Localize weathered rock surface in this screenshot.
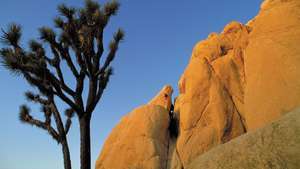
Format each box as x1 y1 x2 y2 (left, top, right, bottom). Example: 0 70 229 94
149 85 173 111
95 85 173 169
187 108 300 169
244 0 300 130
96 0 300 169
172 0 300 167
174 21 249 167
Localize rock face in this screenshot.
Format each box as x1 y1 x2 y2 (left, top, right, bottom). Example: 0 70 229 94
95 85 173 169
187 108 300 169
173 0 300 167
96 0 300 169
174 21 249 167
244 0 300 130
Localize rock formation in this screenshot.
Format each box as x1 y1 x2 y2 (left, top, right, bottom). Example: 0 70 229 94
187 108 300 169
174 21 249 167
95 85 173 169
244 0 300 130
96 0 300 168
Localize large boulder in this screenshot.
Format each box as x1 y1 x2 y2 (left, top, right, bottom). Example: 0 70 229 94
187 108 300 169
244 0 300 130
173 0 300 167
95 86 173 169
174 19 249 169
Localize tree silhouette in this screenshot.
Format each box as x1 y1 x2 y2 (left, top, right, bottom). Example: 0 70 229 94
0 0 124 169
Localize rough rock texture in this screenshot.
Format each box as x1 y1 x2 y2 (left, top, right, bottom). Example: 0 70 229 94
95 86 173 169
187 108 300 169
96 0 300 169
244 0 300 130
149 85 173 111
174 18 249 169
172 0 300 167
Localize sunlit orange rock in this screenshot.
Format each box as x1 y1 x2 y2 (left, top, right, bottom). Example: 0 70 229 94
149 85 173 111
187 108 300 169
244 0 300 131
174 21 248 167
172 0 300 168
96 0 300 168
95 86 173 169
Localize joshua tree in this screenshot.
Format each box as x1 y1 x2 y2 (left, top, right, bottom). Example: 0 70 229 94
0 0 124 169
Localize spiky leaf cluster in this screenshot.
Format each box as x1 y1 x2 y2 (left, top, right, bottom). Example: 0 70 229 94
0 0 124 144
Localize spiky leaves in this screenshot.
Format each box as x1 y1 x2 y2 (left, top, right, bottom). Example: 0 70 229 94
0 24 24 74
100 67 113 91
19 104 60 142
1 1 123 168
1 23 21 47
25 91 49 105
99 29 124 75
19 105 31 122
104 0 120 16
1 0 124 132
0 48 21 74
29 40 44 55
39 27 56 44
85 0 100 14
58 4 76 20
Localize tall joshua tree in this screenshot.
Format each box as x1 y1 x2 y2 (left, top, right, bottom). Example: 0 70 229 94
0 0 124 169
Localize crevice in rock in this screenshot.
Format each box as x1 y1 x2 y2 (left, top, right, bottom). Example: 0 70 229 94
165 98 185 169
207 54 248 134
169 104 179 139
191 98 210 130
166 103 177 169
176 145 185 169
231 94 247 132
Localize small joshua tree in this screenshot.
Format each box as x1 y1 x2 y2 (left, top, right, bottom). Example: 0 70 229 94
0 0 124 169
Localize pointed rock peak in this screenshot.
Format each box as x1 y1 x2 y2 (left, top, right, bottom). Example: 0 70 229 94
148 85 173 111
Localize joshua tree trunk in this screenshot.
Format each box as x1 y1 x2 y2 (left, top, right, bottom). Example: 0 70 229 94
80 115 91 169
61 139 72 169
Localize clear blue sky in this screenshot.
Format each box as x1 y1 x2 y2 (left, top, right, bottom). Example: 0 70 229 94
0 0 262 169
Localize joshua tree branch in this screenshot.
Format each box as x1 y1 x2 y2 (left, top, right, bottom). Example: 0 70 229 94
64 108 74 134
19 105 60 142
48 45 76 96
75 70 85 113
49 99 68 139
1 1 124 169
96 29 123 77
53 86 81 113
65 118 72 134
95 30 104 70
25 91 50 105
86 68 112 114
56 44 79 78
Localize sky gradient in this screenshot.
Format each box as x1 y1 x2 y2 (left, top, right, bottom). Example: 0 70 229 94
0 0 262 169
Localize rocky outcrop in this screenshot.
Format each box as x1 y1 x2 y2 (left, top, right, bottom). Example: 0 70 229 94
174 21 249 167
96 0 300 168
187 108 300 169
172 0 300 167
244 0 300 130
95 85 173 169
